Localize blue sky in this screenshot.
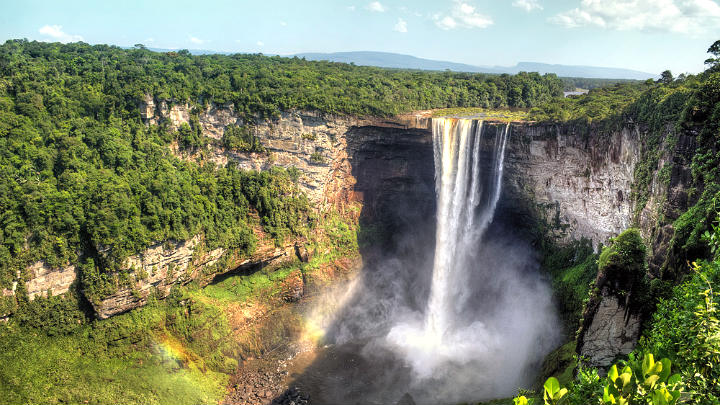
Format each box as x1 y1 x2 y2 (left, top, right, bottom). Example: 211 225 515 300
2 0 720 75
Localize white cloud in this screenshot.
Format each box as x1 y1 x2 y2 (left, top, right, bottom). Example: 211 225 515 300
394 18 408 33
144 37 155 43
434 1 493 30
280 21 287 26
348 5 356 11
257 41 265 46
512 0 543 12
189 36 205 45
367 1 386 12
550 0 720 34
38 25 83 43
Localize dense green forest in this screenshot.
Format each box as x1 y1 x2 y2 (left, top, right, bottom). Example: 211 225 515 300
0 39 566 306
559 77 640 92
0 39 563 119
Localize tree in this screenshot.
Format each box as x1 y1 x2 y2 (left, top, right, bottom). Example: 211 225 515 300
659 70 673 84
705 40 720 71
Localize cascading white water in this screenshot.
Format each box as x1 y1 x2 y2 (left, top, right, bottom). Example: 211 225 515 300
318 116 558 402
425 118 510 341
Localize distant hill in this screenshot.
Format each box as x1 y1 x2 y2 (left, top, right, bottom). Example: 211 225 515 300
294 51 656 80
295 51 505 74
147 47 226 55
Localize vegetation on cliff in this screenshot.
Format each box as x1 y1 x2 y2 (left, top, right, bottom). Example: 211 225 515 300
519 217 720 405
0 39 567 303
0 210 361 404
1 39 563 119
524 41 720 405
532 40 720 280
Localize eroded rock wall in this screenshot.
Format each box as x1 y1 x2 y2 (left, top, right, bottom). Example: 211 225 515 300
503 123 640 248
18 105 685 325
92 236 297 319
17 100 435 319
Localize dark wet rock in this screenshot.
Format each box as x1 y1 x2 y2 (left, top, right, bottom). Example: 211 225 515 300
274 386 310 405
396 392 416 405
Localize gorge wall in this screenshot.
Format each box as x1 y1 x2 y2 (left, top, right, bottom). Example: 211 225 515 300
16 100 690 328
13 100 436 319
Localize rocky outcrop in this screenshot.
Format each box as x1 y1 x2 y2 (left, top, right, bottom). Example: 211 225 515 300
637 130 697 277
92 236 298 319
25 262 77 299
17 101 684 325
36 100 434 319
139 96 431 210
578 294 642 369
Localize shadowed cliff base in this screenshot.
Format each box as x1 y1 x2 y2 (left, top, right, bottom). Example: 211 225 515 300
268 120 559 405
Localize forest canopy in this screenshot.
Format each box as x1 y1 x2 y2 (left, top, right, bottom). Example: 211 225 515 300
0 39 564 119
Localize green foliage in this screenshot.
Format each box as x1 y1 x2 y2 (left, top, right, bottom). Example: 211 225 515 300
637 255 720 404
12 291 87 336
705 40 720 71
0 290 230 404
0 211 358 404
177 118 204 149
201 264 297 303
514 396 531 405
600 354 681 405
0 39 562 120
544 377 569 405
541 238 598 327
531 221 720 405
0 89 310 299
529 82 650 126
521 355 681 405
301 132 317 141
431 107 529 121
597 229 647 283
309 151 325 163
221 124 264 152
560 78 640 92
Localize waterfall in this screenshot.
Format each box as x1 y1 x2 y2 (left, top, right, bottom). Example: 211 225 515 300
385 117 557 397
425 118 510 341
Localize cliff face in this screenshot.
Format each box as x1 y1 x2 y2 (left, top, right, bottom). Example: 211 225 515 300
17 99 435 319
19 104 688 325
502 123 640 248
502 121 695 369
92 235 297 319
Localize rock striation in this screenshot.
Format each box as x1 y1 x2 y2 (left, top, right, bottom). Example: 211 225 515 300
25 261 77 299
92 236 297 319
503 123 639 248
578 294 642 369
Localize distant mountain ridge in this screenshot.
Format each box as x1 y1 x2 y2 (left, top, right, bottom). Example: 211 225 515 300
142 47 655 80
294 51 656 80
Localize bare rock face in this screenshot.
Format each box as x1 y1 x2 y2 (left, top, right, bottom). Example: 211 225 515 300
504 123 639 248
280 269 304 302
25 262 77 299
92 236 297 319
578 293 642 369
138 96 432 211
